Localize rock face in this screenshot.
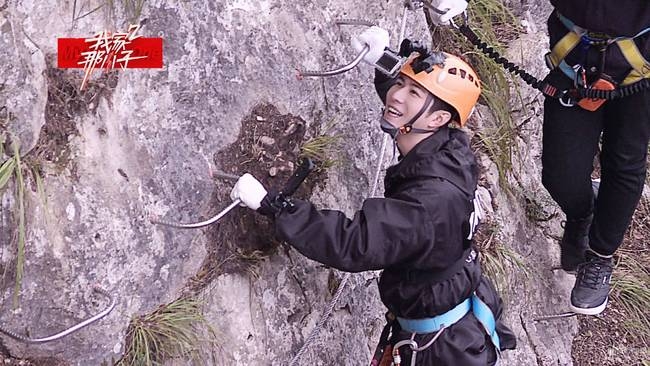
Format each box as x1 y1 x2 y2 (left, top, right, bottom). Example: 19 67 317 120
0 0 581 365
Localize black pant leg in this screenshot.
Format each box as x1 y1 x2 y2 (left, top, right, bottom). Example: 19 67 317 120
590 89 650 254
541 78 605 220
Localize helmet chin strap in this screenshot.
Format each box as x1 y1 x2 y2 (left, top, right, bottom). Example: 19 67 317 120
380 94 435 157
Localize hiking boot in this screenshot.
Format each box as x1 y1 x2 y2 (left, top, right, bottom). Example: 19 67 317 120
570 249 613 315
560 214 592 272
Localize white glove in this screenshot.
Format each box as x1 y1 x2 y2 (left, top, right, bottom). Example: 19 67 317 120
351 26 390 65
229 173 268 210
429 0 468 25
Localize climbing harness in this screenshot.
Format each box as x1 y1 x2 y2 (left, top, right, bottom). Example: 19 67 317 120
0 286 115 343
445 8 650 110
297 19 405 79
151 158 315 229
373 292 503 365
547 12 650 87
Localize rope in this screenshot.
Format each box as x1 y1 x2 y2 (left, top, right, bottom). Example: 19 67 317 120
457 25 542 90
288 6 409 365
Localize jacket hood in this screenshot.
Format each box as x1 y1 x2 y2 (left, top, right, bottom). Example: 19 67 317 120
385 127 478 198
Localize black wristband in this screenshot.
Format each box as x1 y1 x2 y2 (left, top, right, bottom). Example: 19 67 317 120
257 189 296 217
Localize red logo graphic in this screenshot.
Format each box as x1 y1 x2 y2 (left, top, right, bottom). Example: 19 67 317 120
57 24 163 90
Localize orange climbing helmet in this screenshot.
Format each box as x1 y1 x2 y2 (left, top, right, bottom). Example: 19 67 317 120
400 52 481 126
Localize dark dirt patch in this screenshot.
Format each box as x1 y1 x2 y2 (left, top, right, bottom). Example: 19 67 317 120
185 103 327 294
572 198 650 366
27 54 118 172
0 344 68 366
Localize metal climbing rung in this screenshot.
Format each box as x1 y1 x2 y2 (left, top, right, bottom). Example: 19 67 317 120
297 45 370 78
533 311 577 322
0 286 116 343
334 18 376 27
151 199 242 229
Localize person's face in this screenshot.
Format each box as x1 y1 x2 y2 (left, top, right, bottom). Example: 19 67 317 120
383 75 432 129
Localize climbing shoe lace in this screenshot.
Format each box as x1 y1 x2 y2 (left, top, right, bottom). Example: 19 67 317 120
560 214 592 272
570 249 613 315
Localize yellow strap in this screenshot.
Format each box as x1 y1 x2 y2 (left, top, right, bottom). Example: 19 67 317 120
548 31 581 68
618 38 650 85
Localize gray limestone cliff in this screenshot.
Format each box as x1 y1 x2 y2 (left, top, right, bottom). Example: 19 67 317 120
0 0 583 365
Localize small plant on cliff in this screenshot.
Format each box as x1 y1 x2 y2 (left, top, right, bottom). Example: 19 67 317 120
117 297 216 366
473 219 528 294
0 139 27 309
612 251 650 343
300 118 342 170
427 0 523 193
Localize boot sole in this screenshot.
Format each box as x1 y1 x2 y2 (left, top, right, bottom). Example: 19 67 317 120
569 298 608 315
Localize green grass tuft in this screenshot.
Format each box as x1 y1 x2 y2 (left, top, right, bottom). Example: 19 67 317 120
12 142 26 309
300 135 342 169
612 249 650 344
426 0 523 193
474 220 529 294
117 297 216 366
0 139 29 309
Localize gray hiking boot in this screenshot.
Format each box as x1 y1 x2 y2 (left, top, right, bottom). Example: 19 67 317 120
560 214 592 272
570 249 613 315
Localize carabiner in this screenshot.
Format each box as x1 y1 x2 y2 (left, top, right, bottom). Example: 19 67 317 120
392 339 419 366
558 90 576 107
559 95 576 107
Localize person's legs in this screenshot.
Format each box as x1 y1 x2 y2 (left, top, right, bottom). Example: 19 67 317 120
571 88 650 315
591 88 650 255
542 97 604 219
542 76 605 271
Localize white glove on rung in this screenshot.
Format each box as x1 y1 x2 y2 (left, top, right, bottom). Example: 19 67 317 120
230 173 268 210
429 0 468 25
351 26 390 65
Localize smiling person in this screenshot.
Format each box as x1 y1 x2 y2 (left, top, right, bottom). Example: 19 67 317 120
230 27 516 365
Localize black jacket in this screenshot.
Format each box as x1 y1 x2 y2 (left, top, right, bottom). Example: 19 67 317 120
270 129 515 364
274 127 478 309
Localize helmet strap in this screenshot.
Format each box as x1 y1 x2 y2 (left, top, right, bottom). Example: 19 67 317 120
400 93 435 134
379 93 436 159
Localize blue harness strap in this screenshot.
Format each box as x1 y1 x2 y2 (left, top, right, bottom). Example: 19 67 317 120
395 293 501 350
471 293 501 350
396 298 471 334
